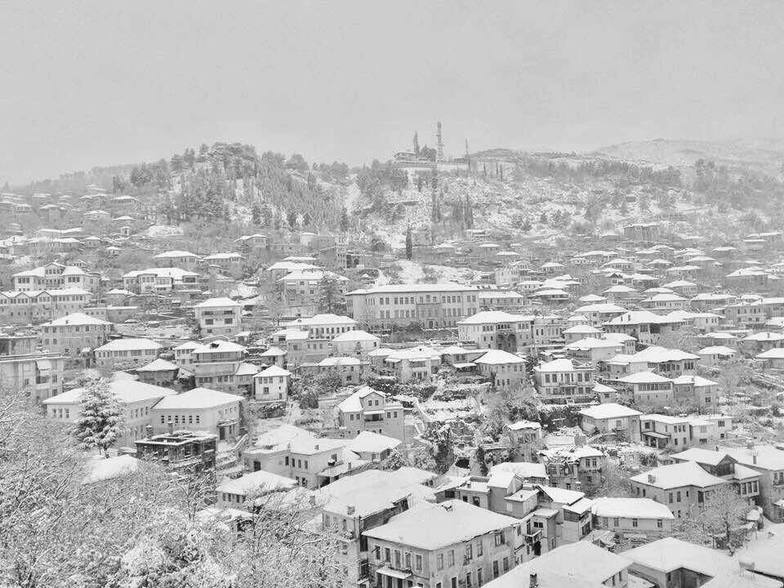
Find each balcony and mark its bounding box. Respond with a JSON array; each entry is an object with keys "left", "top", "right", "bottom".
[{"left": 525, "top": 529, "right": 542, "bottom": 544}]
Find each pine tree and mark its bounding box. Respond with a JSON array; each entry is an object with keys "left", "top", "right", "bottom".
[
  {"left": 413, "top": 131, "right": 420, "bottom": 156},
  {"left": 73, "top": 378, "right": 123, "bottom": 457},
  {"left": 405, "top": 226, "right": 413, "bottom": 260},
  {"left": 251, "top": 203, "right": 262, "bottom": 225}
]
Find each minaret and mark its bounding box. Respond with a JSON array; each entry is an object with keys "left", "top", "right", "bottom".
[{"left": 436, "top": 121, "right": 444, "bottom": 161}]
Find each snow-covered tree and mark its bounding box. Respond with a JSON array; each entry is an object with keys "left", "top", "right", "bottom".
[{"left": 73, "top": 378, "right": 123, "bottom": 457}]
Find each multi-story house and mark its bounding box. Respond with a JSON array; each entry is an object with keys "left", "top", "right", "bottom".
[
  {"left": 40, "top": 312, "right": 113, "bottom": 354},
  {"left": 539, "top": 446, "right": 607, "bottom": 493},
  {"left": 278, "top": 269, "right": 348, "bottom": 316},
  {"left": 330, "top": 329, "right": 381, "bottom": 358},
  {"left": 604, "top": 311, "right": 685, "bottom": 345},
  {"left": 202, "top": 252, "right": 244, "bottom": 272},
  {"left": 573, "top": 303, "right": 627, "bottom": 327},
  {"left": 346, "top": 283, "right": 480, "bottom": 329},
  {"left": 193, "top": 297, "right": 242, "bottom": 337},
  {"left": 0, "top": 288, "right": 92, "bottom": 325},
  {"left": 94, "top": 337, "right": 161, "bottom": 370},
  {"left": 122, "top": 267, "right": 200, "bottom": 294},
  {"left": 153, "top": 250, "right": 201, "bottom": 268},
  {"left": 0, "top": 333, "right": 65, "bottom": 402},
  {"left": 364, "top": 500, "right": 523, "bottom": 588},
  {"left": 13, "top": 263, "right": 100, "bottom": 293},
  {"left": 43, "top": 380, "right": 176, "bottom": 444},
  {"left": 483, "top": 541, "right": 631, "bottom": 588},
  {"left": 215, "top": 470, "right": 297, "bottom": 509},
  {"left": 579, "top": 403, "right": 642, "bottom": 442},
  {"left": 533, "top": 358, "right": 595, "bottom": 404},
  {"left": 383, "top": 345, "right": 442, "bottom": 383},
  {"left": 639, "top": 414, "right": 691, "bottom": 451},
  {"left": 720, "top": 445, "right": 784, "bottom": 522},
  {"left": 189, "top": 340, "right": 257, "bottom": 394},
  {"left": 617, "top": 371, "right": 673, "bottom": 408},
  {"left": 669, "top": 448, "right": 761, "bottom": 507},
  {"left": 590, "top": 497, "right": 674, "bottom": 541},
  {"left": 319, "top": 469, "right": 437, "bottom": 588},
  {"left": 671, "top": 374, "right": 719, "bottom": 410},
  {"left": 151, "top": 387, "right": 243, "bottom": 441},
  {"left": 505, "top": 421, "right": 544, "bottom": 462},
  {"left": 629, "top": 461, "right": 728, "bottom": 519},
  {"left": 475, "top": 349, "right": 526, "bottom": 390},
  {"left": 252, "top": 365, "right": 291, "bottom": 403},
  {"left": 335, "top": 386, "right": 405, "bottom": 442}
]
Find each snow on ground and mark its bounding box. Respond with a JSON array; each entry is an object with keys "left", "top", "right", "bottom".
[
  {"left": 141, "top": 225, "right": 184, "bottom": 238},
  {"left": 377, "top": 259, "right": 482, "bottom": 286}
]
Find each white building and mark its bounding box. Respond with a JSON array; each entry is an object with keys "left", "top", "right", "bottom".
[
  {"left": 194, "top": 297, "right": 242, "bottom": 337},
  {"left": 94, "top": 338, "right": 161, "bottom": 370},
  {"left": 151, "top": 387, "right": 243, "bottom": 441},
  {"left": 253, "top": 365, "right": 291, "bottom": 402}
]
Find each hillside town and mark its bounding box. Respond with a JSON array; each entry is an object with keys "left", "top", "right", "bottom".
[{"left": 3, "top": 134, "right": 784, "bottom": 588}]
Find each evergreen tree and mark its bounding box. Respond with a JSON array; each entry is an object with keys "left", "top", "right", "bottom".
[
  {"left": 405, "top": 226, "right": 413, "bottom": 260},
  {"left": 73, "top": 378, "right": 123, "bottom": 457},
  {"left": 413, "top": 131, "right": 420, "bottom": 156},
  {"left": 318, "top": 274, "right": 344, "bottom": 314},
  {"left": 340, "top": 207, "right": 350, "bottom": 232},
  {"left": 464, "top": 194, "right": 474, "bottom": 228},
  {"left": 251, "top": 203, "right": 262, "bottom": 225}
]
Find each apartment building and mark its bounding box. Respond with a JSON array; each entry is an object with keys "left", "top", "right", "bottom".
[{"left": 346, "top": 283, "right": 480, "bottom": 329}]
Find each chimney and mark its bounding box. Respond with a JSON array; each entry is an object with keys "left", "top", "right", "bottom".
[
  {"left": 168, "top": 420, "right": 174, "bottom": 434},
  {"left": 530, "top": 573, "right": 539, "bottom": 588},
  {"left": 752, "top": 452, "right": 757, "bottom": 465},
  {"left": 647, "top": 474, "right": 656, "bottom": 484},
  {"left": 347, "top": 505, "right": 355, "bottom": 516}
]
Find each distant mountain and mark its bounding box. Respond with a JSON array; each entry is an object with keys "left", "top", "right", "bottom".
[{"left": 594, "top": 138, "right": 784, "bottom": 175}]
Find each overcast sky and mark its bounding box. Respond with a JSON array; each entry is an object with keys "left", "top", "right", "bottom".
[{"left": 1, "top": 0, "right": 783, "bottom": 184}]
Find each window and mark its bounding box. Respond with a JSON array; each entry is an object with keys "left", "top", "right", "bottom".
[
  {"left": 465, "top": 544, "right": 473, "bottom": 560},
  {"left": 437, "top": 553, "right": 444, "bottom": 570},
  {"left": 632, "top": 518, "right": 638, "bottom": 528},
  {"left": 494, "top": 532, "right": 505, "bottom": 546},
  {"left": 657, "top": 519, "right": 663, "bottom": 528},
  {"left": 476, "top": 540, "right": 483, "bottom": 556},
  {"left": 492, "top": 560, "right": 499, "bottom": 578},
  {"left": 384, "top": 548, "right": 390, "bottom": 563},
  {"left": 448, "top": 550, "right": 454, "bottom": 566},
  {"left": 415, "top": 554, "right": 422, "bottom": 571}
]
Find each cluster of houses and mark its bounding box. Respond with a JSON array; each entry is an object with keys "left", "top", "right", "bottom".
[{"left": 5, "top": 186, "right": 784, "bottom": 588}]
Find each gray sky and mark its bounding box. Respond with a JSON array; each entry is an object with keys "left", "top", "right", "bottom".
[{"left": 1, "top": 0, "right": 783, "bottom": 184}]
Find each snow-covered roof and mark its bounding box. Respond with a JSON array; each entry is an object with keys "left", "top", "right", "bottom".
[
  {"left": 630, "top": 461, "right": 727, "bottom": 490},
  {"left": 43, "top": 312, "right": 111, "bottom": 327},
  {"left": 475, "top": 349, "right": 525, "bottom": 365},
  {"left": 331, "top": 329, "right": 379, "bottom": 342},
  {"left": 154, "top": 387, "right": 242, "bottom": 410},
  {"left": 363, "top": 500, "right": 519, "bottom": 550},
  {"left": 43, "top": 380, "right": 176, "bottom": 405},
  {"left": 95, "top": 338, "right": 161, "bottom": 352},
  {"left": 136, "top": 358, "right": 179, "bottom": 372},
  {"left": 347, "top": 431, "right": 401, "bottom": 454},
  {"left": 591, "top": 497, "right": 673, "bottom": 520},
  {"left": 194, "top": 297, "right": 241, "bottom": 308},
  {"left": 618, "top": 371, "right": 671, "bottom": 385},
  {"left": 216, "top": 470, "right": 297, "bottom": 496},
  {"left": 255, "top": 365, "right": 291, "bottom": 378}
]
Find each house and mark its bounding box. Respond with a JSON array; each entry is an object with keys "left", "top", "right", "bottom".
[
  {"left": 640, "top": 414, "right": 691, "bottom": 451},
  {"left": 151, "top": 387, "right": 243, "bottom": 441},
  {"left": 0, "top": 288, "right": 92, "bottom": 325},
  {"left": 457, "top": 311, "right": 537, "bottom": 352},
  {"left": 697, "top": 345, "right": 737, "bottom": 366},
  {"left": 505, "top": 421, "right": 544, "bottom": 462},
  {"left": 756, "top": 347, "right": 784, "bottom": 369},
  {"left": 629, "top": 461, "right": 728, "bottom": 519},
  {"left": 604, "top": 311, "right": 684, "bottom": 345},
  {"left": 318, "top": 469, "right": 437, "bottom": 588},
  {"left": 669, "top": 448, "right": 761, "bottom": 506},
  {"left": 189, "top": 340, "right": 256, "bottom": 393},
  {"left": 573, "top": 303, "right": 627, "bottom": 328},
  {"left": 135, "top": 358, "right": 180, "bottom": 387},
  {"left": 346, "top": 283, "right": 481, "bottom": 329},
  {"left": 364, "top": 500, "right": 523, "bottom": 588},
  {"left": 193, "top": 297, "right": 242, "bottom": 337},
  {"left": 134, "top": 430, "right": 218, "bottom": 472},
  {"left": 309, "top": 356, "right": 367, "bottom": 385},
  {"left": 330, "top": 329, "right": 380, "bottom": 357},
  {"left": 278, "top": 269, "right": 348, "bottom": 315},
  {"left": 43, "top": 380, "right": 176, "bottom": 445},
  {"left": 482, "top": 540, "right": 631, "bottom": 588},
  {"left": 579, "top": 403, "right": 641, "bottom": 442},
  {"left": 617, "top": 371, "right": 673, "bottom": 408},
  {"left": 94, "top": 338, "right": 161, "bottom": 370},
  {"left": 475, "top": 349, "right": 526, "bottom": 390},
  {"left": 335, "top": 386, "right": 405, "bottom": 442},
  {"left": 384, "top": 345, "right": 441, "bottom": 383},
  {"left": 153, "top": 250, "right": 201, "bottom": 268},
  {"left": 12, "top": 263, "right": 99, "bottom": 292},
  {"left": 122, "top": 268, "right": 199, "bottom": 294},
  {"left": 590, "top": 497, "right": 674, "bottom": 540},
  {"left": 346, "top": 431, "right": 401, "bottom": 462},
  {"left": 565, "top": 337, "right": 625, "bottom": 366},
  {"left": 719, "top": 445, "right": 784, "bottom": 522},
  {"left": 0, "top": 337, "right": 65, "bottom": 402},
  {"left": 672, "top": 374, "right": 719, "bottom": 410},
  {"left": 252, "top": 365, "right": 291, "bottom": 402},
  {"left": 539, "top": 446, "right": 607, "bottom": 493},
  {"left": 623, "top": 537, "right": 781, "bottom": 588},
  {"left": 216, "top": 470, "right": 298, "bottom": 509},
  {"left": 40, "top": 312, "right": 113, "bottom": 354},
  {"left": 533, "top": 358, "right": 595, "bottom": 404}
]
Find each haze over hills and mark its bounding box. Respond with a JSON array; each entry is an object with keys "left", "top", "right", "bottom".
[{"left": 594, "top": 137, "right": 784, "bottom": 176}]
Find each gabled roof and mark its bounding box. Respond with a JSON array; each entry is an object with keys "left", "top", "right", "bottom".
[
  {"left": 153, "top": 387, "right": 242, "bottom": 410},
  {"left": 43, "top": 312, "right": 111, "bottom": 327},
  {"left": 579, "top": 403, "right": 641, "bottom": 420},
  {"left": 475, "top": 349, "right": 525, "bottom": 365},
  {"left": 136, "top": 358, "right": 179, "bottom": 372},
  {"left": 591, "top": 497, "right": 673, "bottom": 520},
  {"left": 630, "top": 461, "right": 727, "bottom": 490}
]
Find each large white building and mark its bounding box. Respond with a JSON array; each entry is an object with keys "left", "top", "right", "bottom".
[
  {"left": 346, "top": 283, "right": 480, "bottom": 329},
  {"left": 193, "top": 297, "right": 242, "bottom": 337}
]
